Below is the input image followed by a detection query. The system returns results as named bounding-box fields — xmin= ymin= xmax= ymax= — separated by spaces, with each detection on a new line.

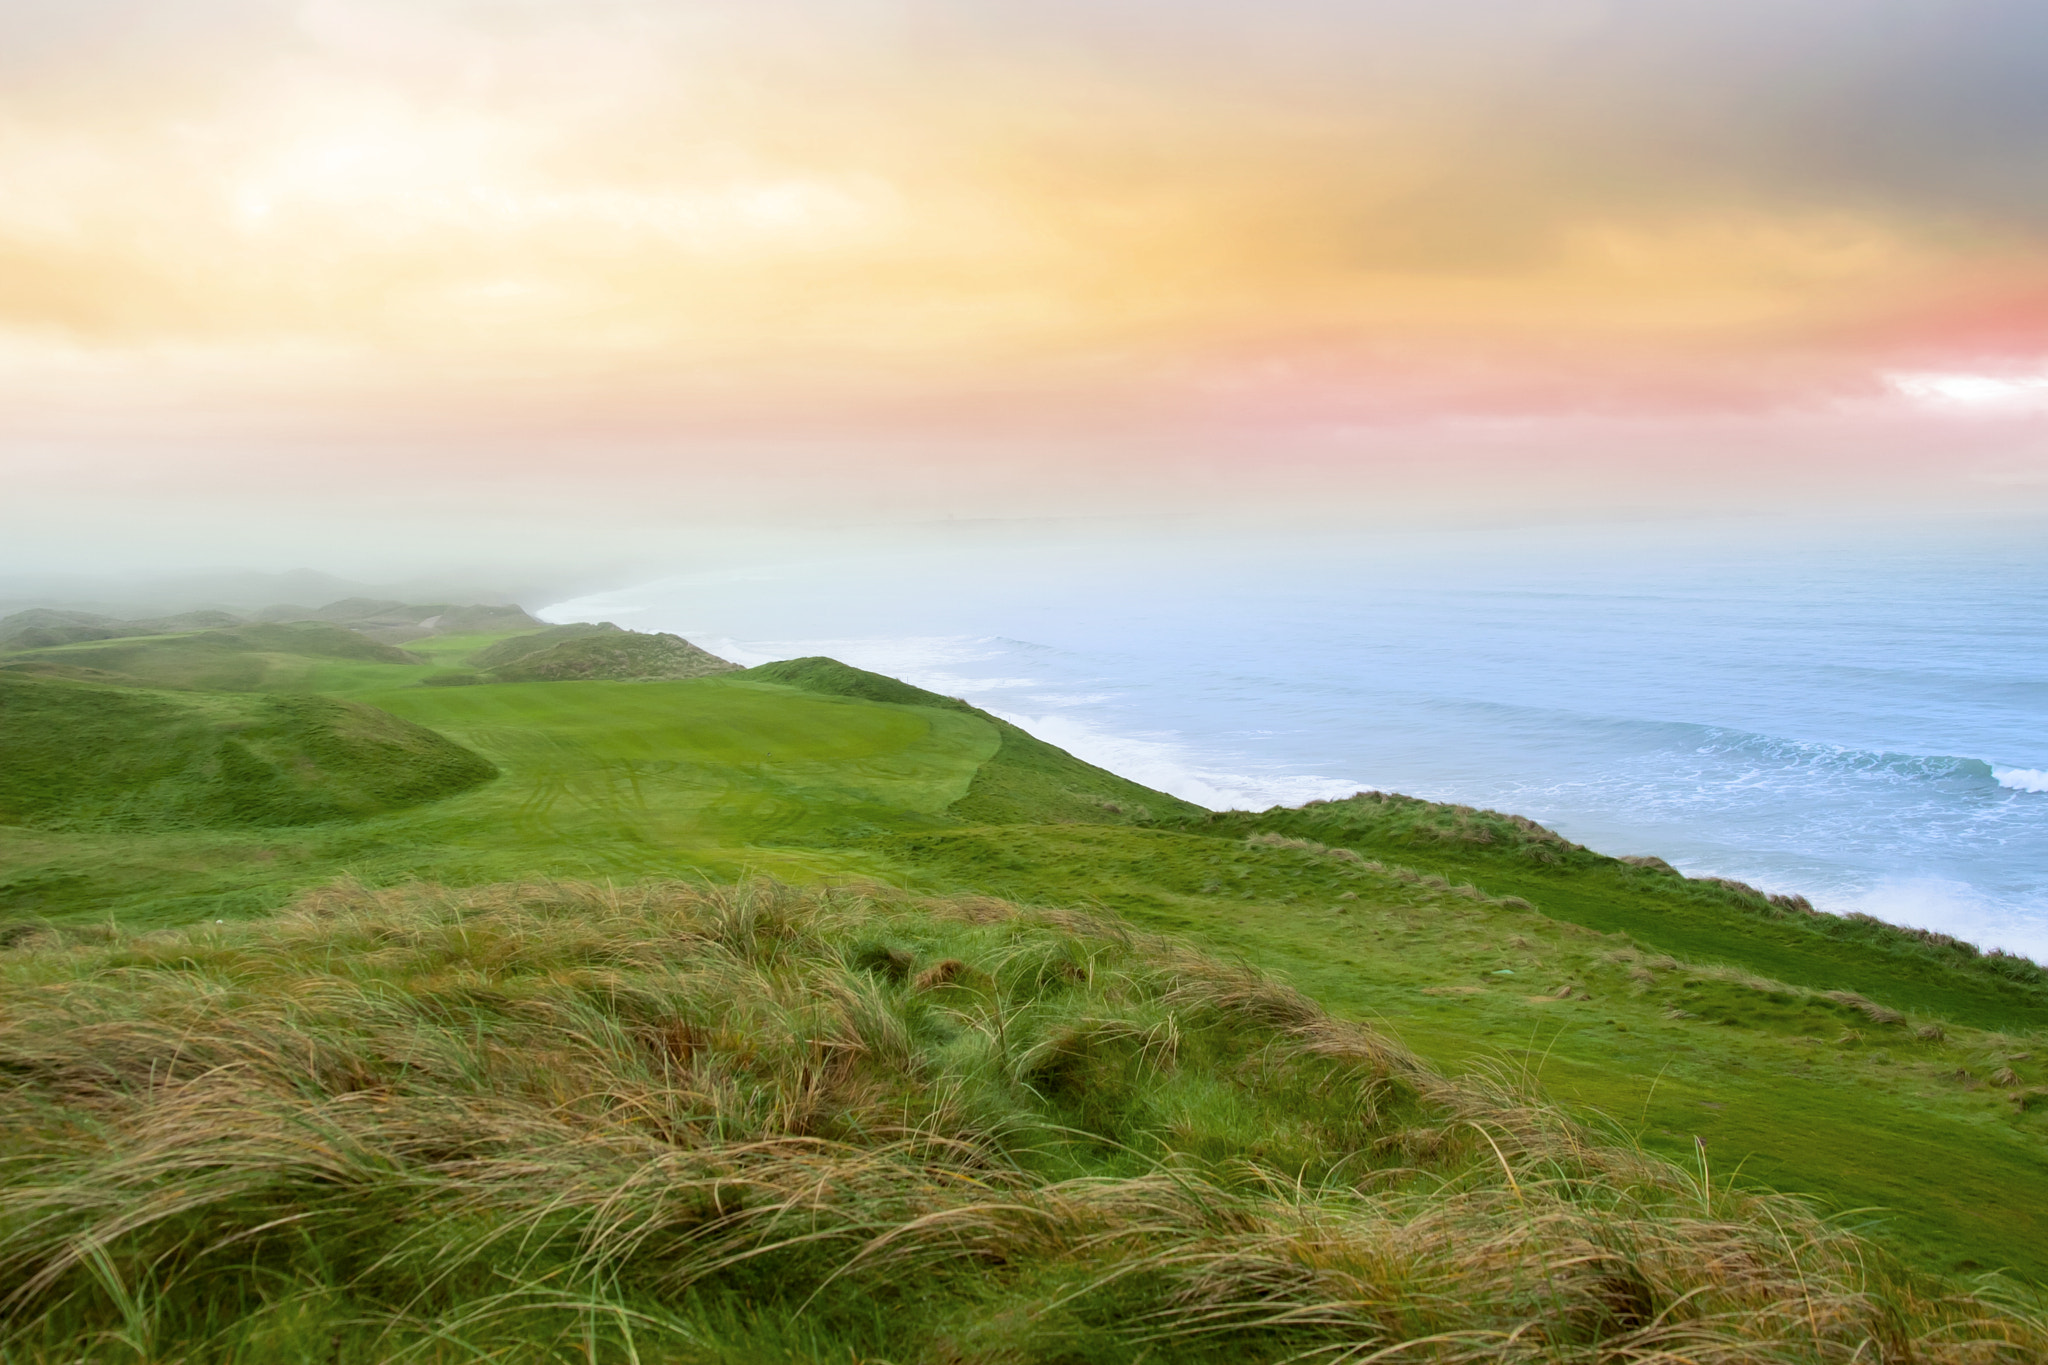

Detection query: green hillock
xmin=465 ymin=620 xmax=622 ymax=669
xmin=744 ymin=656 xmax=1207 ymax=825
xmin=745 ymin=655 xmax=977 ymax=711
xmin=256 ymin=598 xmax=543 ymax=642
xmin=951 ymin=717 xmax=1206 ymax=825
xmin=0 ymin=672 xmax=495 ymax=829
xmin=0 ymin=622 xmax=421 ymax=691
xmin=485 ymin=628 xmax=739 ymax=682
xmin=0 ymin=608 xmax=120 ymax=645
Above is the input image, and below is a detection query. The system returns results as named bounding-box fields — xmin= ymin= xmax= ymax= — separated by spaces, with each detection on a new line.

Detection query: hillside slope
xmin=464 ymin=620 xmax=621 ymax=669
xmin=889 ymin=818 xmax=2048 ymax=1279
xmin=255 ymin=597 xmax=543 ymax=642
xmin=0 ymin=607 xmax=243 ymax=649
xmin=744 ymin=656 xmax=1208 ymax=824
xmin=1167 ymin=793 xmax=2048 ymax=1033
xmin=486 ymin=628 xmax=740 ymax=681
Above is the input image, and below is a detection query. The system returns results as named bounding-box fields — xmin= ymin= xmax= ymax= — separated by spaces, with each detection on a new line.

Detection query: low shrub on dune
xmin=0 ymin=880 xmax=2041 ymax=1361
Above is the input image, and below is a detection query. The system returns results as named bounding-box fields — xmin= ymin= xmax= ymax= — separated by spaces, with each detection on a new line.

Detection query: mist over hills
xmin=0 ymin=598 xmax=750 ymax=692
xmin=0 ymin=597 xmax=542 ymax=647
xmin=0 ymin=565 xmax=595 ymax=623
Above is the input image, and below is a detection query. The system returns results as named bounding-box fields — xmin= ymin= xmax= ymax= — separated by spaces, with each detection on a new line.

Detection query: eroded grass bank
xmin=1 ymin=879 xmax=2042 ymax=1362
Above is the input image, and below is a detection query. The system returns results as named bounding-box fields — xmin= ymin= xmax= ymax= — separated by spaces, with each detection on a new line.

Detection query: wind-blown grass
xmin=1 ymin=879 xmax=2040 ymax=1361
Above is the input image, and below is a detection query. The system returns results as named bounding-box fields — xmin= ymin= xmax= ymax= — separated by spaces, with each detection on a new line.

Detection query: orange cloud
xmin=4 ymin=0 xmax=2048 ymax=568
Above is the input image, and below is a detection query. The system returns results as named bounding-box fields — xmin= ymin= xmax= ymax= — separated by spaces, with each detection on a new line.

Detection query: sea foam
xmin=1998 ymin=768 xmax=2048 ymax=793
xmin=983 ymin=708 xmax=1364 ymax=813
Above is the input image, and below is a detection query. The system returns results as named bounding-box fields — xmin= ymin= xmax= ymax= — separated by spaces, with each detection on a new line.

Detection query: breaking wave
xmin=983 ymin=709 xmax=1365 ymax=813
xmin=1998 ymin=768 xmax=2048 ymax=794
xmin=1676 ymin=729 xmax=2001 ymax=788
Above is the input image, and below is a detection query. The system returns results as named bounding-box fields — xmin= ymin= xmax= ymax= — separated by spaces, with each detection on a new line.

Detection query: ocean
xmin=540 ymin=517 xmax=2048 ymax=959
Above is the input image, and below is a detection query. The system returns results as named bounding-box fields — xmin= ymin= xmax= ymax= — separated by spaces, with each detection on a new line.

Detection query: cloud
xmin=945 ymin=0 xmax=2048 ymax=215
xmin=1891 ymin=369 xmax=2048 ymax=409
xmin=2 ymin=0 xmax=2048 ymax=550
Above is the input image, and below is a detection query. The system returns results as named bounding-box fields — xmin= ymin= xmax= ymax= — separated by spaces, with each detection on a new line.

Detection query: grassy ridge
xmin=464 ymin=621 xmax=618 ymax=668
xmin=744 ymin=656 xmax=1209 ymax=825
xmin=0 ymin=608 xmax=244 ymax=650
xmin=1168 ymin=794 xmax=2048 ymax=1033
xmin=3 ymin=878 xmax=2041 ymax=1362
xmin=485 ymin=630 xmax=740 ymax=682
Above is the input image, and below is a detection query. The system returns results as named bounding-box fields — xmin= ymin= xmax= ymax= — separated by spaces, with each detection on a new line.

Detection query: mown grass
xmin=360 ymin=675 xmax=999 ymax=851
xmin=0 ymin=670 xmax=1002 ymax=925
xmin=748 ymin=657 xmax=1208 ymax=826
xmin=3 ymin=877 xmax=2043 ymax=1363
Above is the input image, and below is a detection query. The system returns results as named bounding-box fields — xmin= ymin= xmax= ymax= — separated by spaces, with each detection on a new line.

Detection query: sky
xmin=5 ymin=0 xmax=2048 ymax=579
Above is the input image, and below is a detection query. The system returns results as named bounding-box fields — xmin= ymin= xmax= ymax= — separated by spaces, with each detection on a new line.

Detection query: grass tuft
xmin=1826 ymin=991 xmax=1910 ymax=1028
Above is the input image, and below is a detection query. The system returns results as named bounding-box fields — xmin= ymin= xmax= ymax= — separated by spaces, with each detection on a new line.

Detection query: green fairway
xmin=2 ymin=669 xmax=1003 ymax=922
xmin=357 ymin=674 xmax=999 ymax=864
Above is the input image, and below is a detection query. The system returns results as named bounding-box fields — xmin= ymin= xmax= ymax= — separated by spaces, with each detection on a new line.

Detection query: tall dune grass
xmin=0 ymin=879 xmax=2040 ymax=1361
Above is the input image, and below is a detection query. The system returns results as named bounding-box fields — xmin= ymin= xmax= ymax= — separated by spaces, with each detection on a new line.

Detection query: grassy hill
xmin=464 ymin=619 xmax=621 ymax=668
xmin=484 ymin=627 xmax=740 ymax=682
xmin=252 ymin=597 xmax=544 ymax=642
xmin=0 ymin=622 xmax=423 ymax=691
xmin=746 ymin=656 xmax=1209 ymax=825
xmin=1169 ymin=793 xmax=2048 ymax=1033
xmin=0 ymin=596 xmax=544 ymax=654
xmin=0 ymin=672 xmax=496 ymax=831
xmin=2 ymin=618 xmax=2048 ymax=1337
